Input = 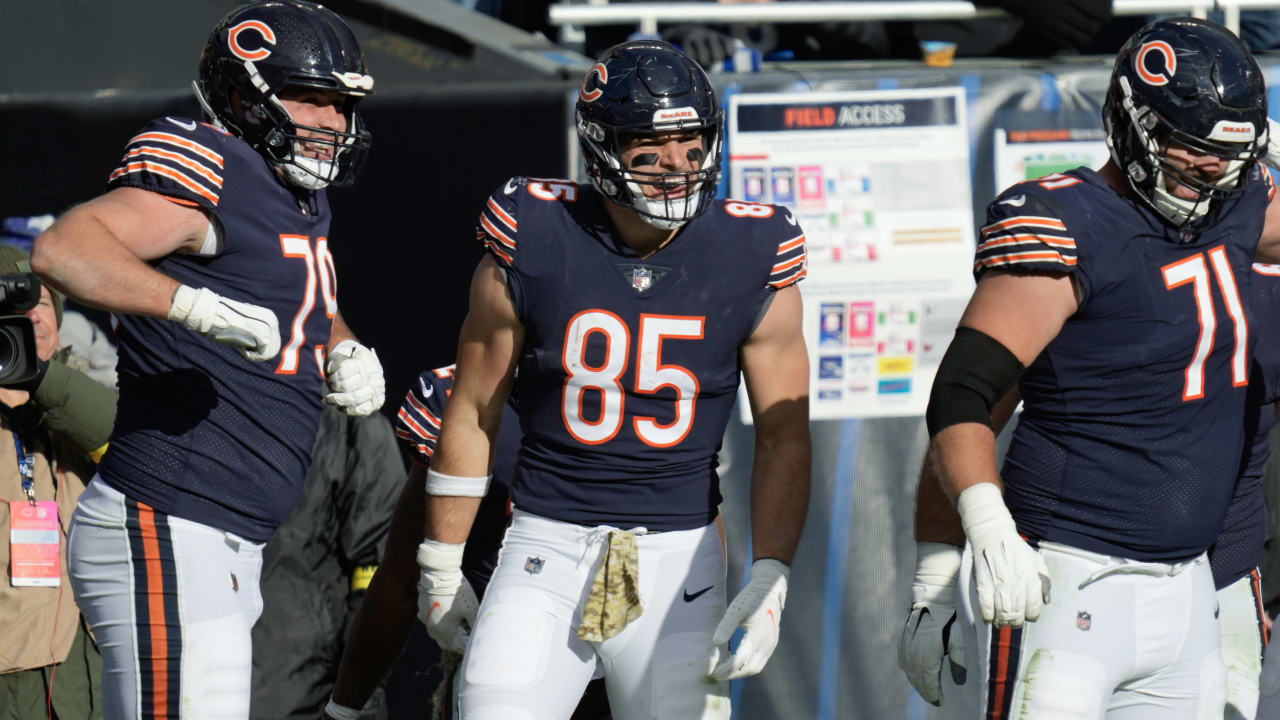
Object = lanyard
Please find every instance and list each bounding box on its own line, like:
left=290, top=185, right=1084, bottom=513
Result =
left=14, top=430, right=34, bottom=507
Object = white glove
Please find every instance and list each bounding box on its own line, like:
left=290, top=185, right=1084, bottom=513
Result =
left=957, top=483, right=1050, bottom=628
left=324, top=339, right=385, bottom=416
left=167, top=285, right=280, bottom=362
left=898, top=542, right=966, bottom=706
left=416, top=538, right=479, bottom=654
left=712, top=558, right=789, bottom=680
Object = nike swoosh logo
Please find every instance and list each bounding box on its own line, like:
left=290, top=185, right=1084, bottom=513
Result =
left=683, top=585, right=714, bottom=602
left=784, top=211, right=797, bottom=226
left=998, top=194, right=1026, bottom=207
left=423, top=384, right=434, bottom=399
left=426, top=601, right=442, bottom=620
left=167, top=117, right=197, bottom=131
left=504, top=178, right=519, bottom=195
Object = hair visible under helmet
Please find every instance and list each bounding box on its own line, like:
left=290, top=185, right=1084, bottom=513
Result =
left=194, top=0, right=374, bottom=190
left=1103, top=16, right=1268, bottom=234
left=575, top=40, right=723, bottom=231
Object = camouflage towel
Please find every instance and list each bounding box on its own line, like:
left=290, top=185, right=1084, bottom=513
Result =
left=576, top=530, right=644, bottom=642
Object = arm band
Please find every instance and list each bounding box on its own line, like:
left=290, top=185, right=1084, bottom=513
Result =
left=925, top=327, right=1024, bottom=437
left=424, top=468, right=490, bottom=497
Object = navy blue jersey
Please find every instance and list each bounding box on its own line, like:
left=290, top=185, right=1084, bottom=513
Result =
left=394, top=364, right=521, bottom=595
left=476, top=178, right=806, bottom=531
left=986, top=167, right=1272, bottom=561
left=1210, top=263, right=1280, bottom=587
left=97, top=117, right=336, bottom=542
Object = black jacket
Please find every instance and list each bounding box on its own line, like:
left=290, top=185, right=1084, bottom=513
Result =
left=250, top=407, right=407, bottom=720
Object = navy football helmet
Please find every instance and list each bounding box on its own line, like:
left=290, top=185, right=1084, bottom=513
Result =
left=576, top=40, right=722, bottom=230
left=195, top=0, right=373, bottom=189
left=1104, top=17, right=1267, bottom=232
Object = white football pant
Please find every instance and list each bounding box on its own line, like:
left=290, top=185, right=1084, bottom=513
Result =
left=67, top=478, right=265, bottom=720
left=965, top=541, right=1224, bottom=719
left=457, top=508, right=730, bottom=720
left=1219, top=570, right=1266, bottom=720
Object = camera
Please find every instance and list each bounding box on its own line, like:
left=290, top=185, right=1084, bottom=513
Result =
left=0, top=273, right=42, bottom=387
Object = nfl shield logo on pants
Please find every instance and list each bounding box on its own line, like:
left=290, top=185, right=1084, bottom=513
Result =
left=631, top=267, right=652, bottom=291
left=524, top=556, right=544, bottom=575
left=1076, top=611, right=1091, bottom=631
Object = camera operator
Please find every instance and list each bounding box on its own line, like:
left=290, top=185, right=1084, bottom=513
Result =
left=0, top=244, right=117, bottom=718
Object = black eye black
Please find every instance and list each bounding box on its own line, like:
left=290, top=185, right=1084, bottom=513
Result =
left=631, top=153, right=660, bottom=167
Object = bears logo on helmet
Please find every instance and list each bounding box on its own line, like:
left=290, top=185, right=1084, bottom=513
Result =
left=196, top=0, right=374, bottom=190
left=575, top=40, right=722, bottom=231
left=1104, top=17, right=1268, bottom=232
left=1134, top=40, right=1176, bottom=86
left=227, top=20, right=276, bottom=62
left=580, top=63, right=608, bottom=103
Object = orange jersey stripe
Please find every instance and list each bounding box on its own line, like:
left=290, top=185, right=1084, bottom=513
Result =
left=405, top=391, right=442, bottom=427
left=981, top=215, right=1067, bottom=236
left=479, top=215, right=516, bottom=250
left=396, top=406, right=438, bottom=442
left=128, top=132, right=224, bottom=168
left=776, top=235, right=805, bottom=254
left=110, top=162, right=220, bottom=206
left=137, top=504, right=171, bottom=719
left=484, top=239, right=514, bottom=265
left=486, top=197, right=518, bottom=232
left=771, top=255, right=806, bottom=273
left=768, top=265, right=807, bottom=288
left=124, top=146, right=223, bottom=188
left=977, top=233, right=1077, bottom=252
left=976, top=250, right=1077, bottom=268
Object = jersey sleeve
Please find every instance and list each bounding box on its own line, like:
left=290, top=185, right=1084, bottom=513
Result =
left=393, top=366, right=454, bottom=465
left=106, top=117, right=228, bottom=210
left=974, top=181, right=1080, bottom=280
left=476, top=178, right=523, bottom=269
left=765, top=208, right=808, bottom=290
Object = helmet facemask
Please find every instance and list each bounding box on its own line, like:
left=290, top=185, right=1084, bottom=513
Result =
left=261, top=91, right=371, bottom=191
left=579, top=110, right=723, bottom=231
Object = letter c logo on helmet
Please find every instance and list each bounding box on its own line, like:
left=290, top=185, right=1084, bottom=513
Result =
left=579, top=63, right=609, bottom=103
left=1135, top=40, right=1177, bottom=86
left=228, top=20, right=277, bottom=62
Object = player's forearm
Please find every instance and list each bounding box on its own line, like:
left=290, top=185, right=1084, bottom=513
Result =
left=930, top=423, right=1002, bottom=504
left=33, top=212, right=178, bottom=318
left=423, top=495, right=483, bottom=545
left=748, top=430, right=811, bottom=564
left=915, top=449, right=966, bottom=546
left=328, top=309, right=356, bottom=352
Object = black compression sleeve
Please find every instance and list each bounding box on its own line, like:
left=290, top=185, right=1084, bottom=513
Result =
left=925, top=327, right=1024, bottom=437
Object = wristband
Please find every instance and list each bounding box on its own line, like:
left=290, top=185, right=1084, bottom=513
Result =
left=425, top=468, right=490, bottom=497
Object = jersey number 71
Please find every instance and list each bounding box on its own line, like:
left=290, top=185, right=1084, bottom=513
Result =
left=1161, top=245, right=1248, bottom=401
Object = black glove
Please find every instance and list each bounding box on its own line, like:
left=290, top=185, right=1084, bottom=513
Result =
left=662, top=25, right=737, bottom=69
left=976, top=0, right=1112, bottom=50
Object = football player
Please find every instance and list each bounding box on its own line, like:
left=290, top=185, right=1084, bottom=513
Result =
left=413, top=40, right=811, bottom=719
left=918, top=17, right=1280, bottom=718
left=30, top=2, right=384, bottom=718
left=322, top=364, right=611, bottom=720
